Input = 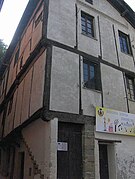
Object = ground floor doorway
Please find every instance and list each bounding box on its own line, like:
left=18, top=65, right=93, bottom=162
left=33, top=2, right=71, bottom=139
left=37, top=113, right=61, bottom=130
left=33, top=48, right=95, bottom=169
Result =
left=57, top=122, right=82, bottom=179
left=99, top=144, right=109, bottom=179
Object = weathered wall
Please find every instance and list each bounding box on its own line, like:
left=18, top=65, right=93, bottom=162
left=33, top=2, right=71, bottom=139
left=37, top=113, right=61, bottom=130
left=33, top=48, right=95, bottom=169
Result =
left=3, top=2, right=44, bottom=96
left=82, top=119, right=95, bottom=179
left=4, top=90, right=18, bottom=137
left=47, top=0, right=76, bottom=47
left=116, top=137, right=135, bottom=179
left=50, top=46, right=102, bottom=115
left=99, top=16, right=118, bottom=65
left=22, top=118, right=58, bottom=179
left=76, top=0, right=135, bottom=67
left=50, top=46, right=80, bottom=114
left=30, top=51, right=46, bottom=115
left=95, top=132, right=135, bottom=179
left=50, top=47, right=132, bottom=116
left=101, top=63, right=127, bottom=112
left=48, top=0, right=135, bottom=116
left=82, top=89, right=102, bottom=116
left=13, top=141, right=34, bottom=179
left=1, top=0, right=135, bottom=178
left=31, top=4, right=43, bottom=50
left=128, top=100, right=135, bottom=114
left=77, top=3, right=100, bottom=58
left=114, top=24, right=135, bottom=72
left=0, top=70, right=8, bottom=104
left=3, top=51, right=46, bottom=136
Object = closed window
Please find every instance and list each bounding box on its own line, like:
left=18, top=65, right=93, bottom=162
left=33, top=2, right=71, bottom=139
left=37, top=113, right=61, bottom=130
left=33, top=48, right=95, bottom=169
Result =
left=119, top=31, right=132, bottom=55
left=35, top=12, right=43, bottom=28
left=14, top=49, right=19, bottom=66
left=83, top=59, right=101, bottom=90
left=85, top=0, right=93, bottom=4
left=7, top=95, right=13, bottom=115
left=81, top=12, right=94, bottom=37
left=20, top=56, right=23, bottom=70
left=126, top=75, right=135, bottom=100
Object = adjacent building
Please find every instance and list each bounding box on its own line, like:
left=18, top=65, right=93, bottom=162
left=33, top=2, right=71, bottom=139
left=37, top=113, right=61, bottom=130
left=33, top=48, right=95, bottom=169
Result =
left=0, top=0, right=135, bottom=178
left=0, top=0, right=4, bottom=11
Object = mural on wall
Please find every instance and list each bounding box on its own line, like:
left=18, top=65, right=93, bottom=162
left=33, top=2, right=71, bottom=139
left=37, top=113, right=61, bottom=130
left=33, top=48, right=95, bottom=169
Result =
left=96, top=107, right=135, bottom=136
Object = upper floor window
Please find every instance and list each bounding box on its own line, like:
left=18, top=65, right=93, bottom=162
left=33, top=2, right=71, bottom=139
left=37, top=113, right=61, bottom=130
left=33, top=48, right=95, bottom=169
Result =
left=126, top=75, right=135, bottom=101
left=14, top=49, right=19, bottom=66
left=119, top=31, right=132, bottom=55
left=0, top=77, right=5, bottom=96
left=83, top=59, right=101, bottom=91
left=81, top=12, right=94, bottom=38
left=85, top=0, right=93, bottom=4
left=19, top=56, right=23, bottom=70
left=35, top=12, right=43, bottom=28
left=7, top=95, right=14, bottom=115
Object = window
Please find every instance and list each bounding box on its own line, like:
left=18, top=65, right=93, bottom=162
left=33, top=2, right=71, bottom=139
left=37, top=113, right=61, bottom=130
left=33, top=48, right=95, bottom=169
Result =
left=83, top=59, right=101, bottom=90
left=7, top=95, right=14, bottom=115
left=81, top=12, right=94, bottom=37
left=14, top=49, right=19, bottom=66
left=0, top=77, right=5, bottom=96
left=85, top=0, right=93, bottom=4
left=126, top=75, right=135, bottom=100
left=20, top=56, right=23, bottom=70
left=119, top=31, right=132, bottom=55
left=35, top=12, right=43, bottom=28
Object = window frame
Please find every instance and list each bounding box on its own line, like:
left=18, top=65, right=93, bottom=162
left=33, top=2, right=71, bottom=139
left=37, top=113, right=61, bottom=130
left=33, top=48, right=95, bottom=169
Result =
left=118, top=31, right=132, bottom=55
left=126, top=75, right=135, bottom=101
left=14, top=49, right=20, bottom=66
left=85, top=0, right=93, bottom=5
left=7, top=95, right=14, bottom=115
left=35, top=11, right=43, bottom=28
left=81, top=11, right=95, bottom=38
left=83, top=58, right=101, bottom=91
left=19, top=56, right=23, bottom=70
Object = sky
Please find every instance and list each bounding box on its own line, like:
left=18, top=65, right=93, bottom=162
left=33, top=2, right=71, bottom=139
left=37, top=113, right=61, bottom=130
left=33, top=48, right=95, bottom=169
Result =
left=0, top=0, right=29, bottom=45
left=0, top=0, right=135, bottom=46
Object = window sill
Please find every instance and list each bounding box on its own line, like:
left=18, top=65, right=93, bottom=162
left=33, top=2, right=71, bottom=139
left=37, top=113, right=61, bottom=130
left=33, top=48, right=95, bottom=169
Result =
left=81, top=32, right=98, bottom=41
left=82, top=86, right=101, bottom=93
left=128, top=98, right=135, bottom=103
left=120, top=51, right=133, bottom=57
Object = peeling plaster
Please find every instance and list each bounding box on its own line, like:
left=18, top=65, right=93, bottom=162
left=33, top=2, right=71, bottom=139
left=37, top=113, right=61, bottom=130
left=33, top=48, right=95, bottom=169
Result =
left=116, top=155, right=135, bottom=179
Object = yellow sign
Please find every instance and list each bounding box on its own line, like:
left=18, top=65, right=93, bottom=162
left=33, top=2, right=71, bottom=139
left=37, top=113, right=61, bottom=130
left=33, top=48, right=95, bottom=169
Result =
left=96, top=107, right=135, bottom=136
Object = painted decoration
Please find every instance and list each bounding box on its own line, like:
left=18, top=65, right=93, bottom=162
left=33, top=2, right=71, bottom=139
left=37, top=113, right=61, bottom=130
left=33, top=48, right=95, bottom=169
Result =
left=96, top=107, right=135, bottom=136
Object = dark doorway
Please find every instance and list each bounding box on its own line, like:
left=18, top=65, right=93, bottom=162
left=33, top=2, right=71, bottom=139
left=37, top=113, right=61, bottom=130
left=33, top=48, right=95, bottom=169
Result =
left=57, top=122, right=82, bottom=179
left=18, top=152, right=25, bottom=179
left=99, top=144, right=109, bottom=179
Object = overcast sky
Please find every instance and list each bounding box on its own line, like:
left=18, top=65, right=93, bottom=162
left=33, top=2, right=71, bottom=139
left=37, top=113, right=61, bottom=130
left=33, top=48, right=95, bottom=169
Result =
left=0, top=0, right=135, bottom=46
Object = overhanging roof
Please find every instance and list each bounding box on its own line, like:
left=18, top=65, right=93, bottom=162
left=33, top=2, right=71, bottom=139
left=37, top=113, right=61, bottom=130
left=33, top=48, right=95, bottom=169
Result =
left=107, top=0, right=135, bottom=28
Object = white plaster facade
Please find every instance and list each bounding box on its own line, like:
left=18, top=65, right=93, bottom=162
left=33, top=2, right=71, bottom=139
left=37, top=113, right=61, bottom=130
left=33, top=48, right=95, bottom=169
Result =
left=48, top=0, right=135, bottom=178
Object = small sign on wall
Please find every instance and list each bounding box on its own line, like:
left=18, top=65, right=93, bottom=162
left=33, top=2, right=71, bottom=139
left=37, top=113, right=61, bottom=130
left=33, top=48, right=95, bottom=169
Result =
left=57, top=142, right=68, bottom=151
